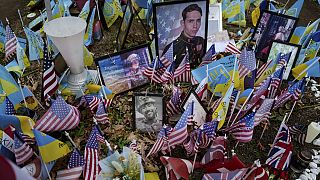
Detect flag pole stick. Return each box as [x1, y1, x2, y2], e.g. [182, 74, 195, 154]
[230, 89, 254, 126]
[227, 90, 240, 127]
[96, 66, 107, 99]
[191, 133, 200, 173]
[150, 56, 158, 85]
[17, 9, 24, 27]
[17, 78, 28, 108]
[93, 117, 113, 152]
[292, 57, 319, 82]
[58, 66, 70, 85]
[64, 131, 79, 150]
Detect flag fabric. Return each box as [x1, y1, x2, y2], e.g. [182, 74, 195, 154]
[14, 130, 34, 165]
[83, 126, 102, 180]
[166, 85, 182, 117]
[34, 96, 80, 132]
[103, 0, 123, 28]
[201, 136, 225, 164]
[225, 42, 241, 54]
[16, 41, 30, 70]
[0, 65, 20, 103]
[78, 0, 90, 20]
[223, 0, 241, 19]
[226, 112, 255, 143]
[147, 125, 173, 157]
[265, 123, 292, 171]
[5, 25, 17, 61]
[174, 52, 191, 83]
[5, 97, 15, 115]
[42, 41, 59, 105]
[202, 168, 248, 180]
[273, 78, 305, 109]
[168, 102, 193, 146]
[183, 135, 196, 156]
[289, 124, 306, 145]
[238, 49, 256, 79]
[79, 95, 100, 113]
[56, 149, 85, 180]
[251, 0, 268, 26]
[161, 61, 175, 83]
[195, 76, 208, 101]
[0, 126, 16, 162]
[227, 0, 246, 27]
[290, 26, 306, 44]
[23, 27, 44, 61]
[243, 165, 269, 179]
[254, 98, 274, 126]
[292, 57, 320, 80]
[143, 57, 165, 83]
[255, 59, 275, 85]
[94, 100, 109, 124]
[0, 156, 35, 180]
[21, 156, 42, 179]
[212, 83, 234, 129]
[300, 18, 320, 45]
[5, 59, 23, 77]
[304, 32, 320, 60]
[202, 44, 216, 63]
[203, 154, 246, 173]
[268, 67, 284, 98]
[160, 156, 200, 180]
[84, 6, 96, 47]
[0, 21, 5, 52]
[159, 43, 174, 68]
[33, 129, 71, 163]
[285, 0, 304, 17]
[194, 130, 211, 153]
[0, 115, 35, 138]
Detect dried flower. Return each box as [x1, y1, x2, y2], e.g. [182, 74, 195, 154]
[111, 161, 124, 173]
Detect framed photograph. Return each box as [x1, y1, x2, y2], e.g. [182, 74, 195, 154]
[267, 41, 301, 80]
[181, 89, 208, 127]
[153, 0, 209, 68]
[251, 10, 298, 62]
[133, 93, 165, 132]
[95, 44, 152, 94]
[116, 0, 134, 50]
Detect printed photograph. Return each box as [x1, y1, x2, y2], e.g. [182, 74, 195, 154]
[267, 41, 301, 80]
[133, 93, 164, 132]
[96, 44, 151, 94]
[154, 0, 208, 68]
[252, 10, 298, 61]
[116, 0, 134, 50]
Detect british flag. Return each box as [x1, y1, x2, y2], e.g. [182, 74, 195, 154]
[143, 57, 165, 83]
[268, 67, 284, 98]
[265, 123, 292, 171]
[202, 168, 248, 180]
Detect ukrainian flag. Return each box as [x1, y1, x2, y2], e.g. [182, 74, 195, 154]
[223, 0, 241, 19]
[285, 0, 304, 18]
[237, 88, 254, 106]
[0, 65, 20, 97]
[5, 60, 23, 77]
[0, 114, 35, 138]
[33, 129, 71, 163]
[103, 0, 123, 28]
[78, 0, 90, 20]
[0, 21, 5, 53]
[84, 46, 94, 66]
[84, 6, 96, 47]
[292, 57, 320, 80]
[290, 26, 306, 44]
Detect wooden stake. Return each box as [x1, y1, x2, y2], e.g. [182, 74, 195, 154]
[230, 89, 254, 126]
[17, 9, 24, 27]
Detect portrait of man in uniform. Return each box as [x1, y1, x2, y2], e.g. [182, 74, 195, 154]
[154, 0, 208, 69]
[134, 94, 164, 132]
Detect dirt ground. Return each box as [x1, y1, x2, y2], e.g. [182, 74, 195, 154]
[1, 0, 320, 179]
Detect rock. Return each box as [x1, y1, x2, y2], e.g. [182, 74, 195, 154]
[310, 162, 318, 169]
[309, 173, 316, 180]
[310, 168, 319, 175]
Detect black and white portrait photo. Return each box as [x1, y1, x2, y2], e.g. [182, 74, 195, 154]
[133, 93, 164, 132]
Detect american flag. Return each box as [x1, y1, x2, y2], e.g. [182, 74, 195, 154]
[202, 121, 217, 139]
[238, 49, 256, 79]
[84, 126, 101, 180]
[166, 86, 182, 117]
[250, 77, 271, 105]
[42, 41, 58, 105]
[224, 42, 241, 54]
[201, 136, 225, 164]
[5, 25, 17, 61]
[79, 95, 100, 113]
[14, 130, 34, 165]
[94, 100, 109, 124]
[256, 60, 272, 80]
[254, 98, 274, 127]
[174, 52, 191, 83]
[276, 52, 291, 68]
[265, 123, 292, 171]
[168, 102, 194, 146]
[228, 89, 239, 117]
[202, 44, 216, 62]
[194, 129, 212, 153]
[159, 43, 174, 68]
[143, 57, 165, 83]
[199, 54, 218, 67]
[243, 165, 269, 179]
[226, 112, 255, 143]
[289, 124, 306, 145]
[202, 168, 248, 180]
[102, 98, 112, 111]
[195, 76, 208, 101]
[147, 125, 173, 157]
[183, 134, 196, 156]
[273, 78, 305, 110]
[34, 96, 80, 132]
[160, 156, 195, 180]
[5, 97, 15, 115]
[268, 67, 284, 98]
[161, 61, 175, 83]
[56, 149, 85, 180]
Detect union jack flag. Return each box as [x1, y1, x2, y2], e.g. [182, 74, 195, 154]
[273, 78, 305, 110]
[201, 136, 225, 164]
[268, 67, 284, 98]
[146, 125, 173, 157]
[202, 168, 248, 180]
[5, 25, 17, 61]
[143, 57, 165, 83]
[225, 112, 255, 143]
[254, 98, 274, 127]
[169, 102, 194, 146]
[265, 123, 292, 171]
[56, 149, 85, 180]
[174, 51, 191, 83]
[166, 86, 182, 117]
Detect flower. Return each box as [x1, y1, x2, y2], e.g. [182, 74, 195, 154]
[111, 161, 124, 173]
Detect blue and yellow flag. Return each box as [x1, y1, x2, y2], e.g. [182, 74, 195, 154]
[251, 0, 267, 26]
[305, 37, 320, 61]
[33, 129, 71, 163]
[103, 0, 123, 28]
[227, 0, 246, 27]
[5, 60, 23, 77]
[23, 27, 44, 61]
[292, 57, 320, 80]
[237, 88, 254, 105]
[84, 46, 94, 66]
[7, 86, 37, 110]
[0, 21, 5, 53]
[0, 65, 19, 97]
[223, 0, 241, 19]
[84, 6, 96, 47]
[0, 114, 35, 137]
[300, 18, 320, 45]
[290, 26, 306, 44]
[16, 42, 30, 70]
[79, 0, 91, 20]
[285, 0, 304, 18]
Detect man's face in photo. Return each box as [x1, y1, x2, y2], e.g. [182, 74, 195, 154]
[140, 102, 157, 122]
[182, 10, 201, 38]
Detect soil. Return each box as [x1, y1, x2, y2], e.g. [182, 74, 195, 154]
[1, 0, 320, 180]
